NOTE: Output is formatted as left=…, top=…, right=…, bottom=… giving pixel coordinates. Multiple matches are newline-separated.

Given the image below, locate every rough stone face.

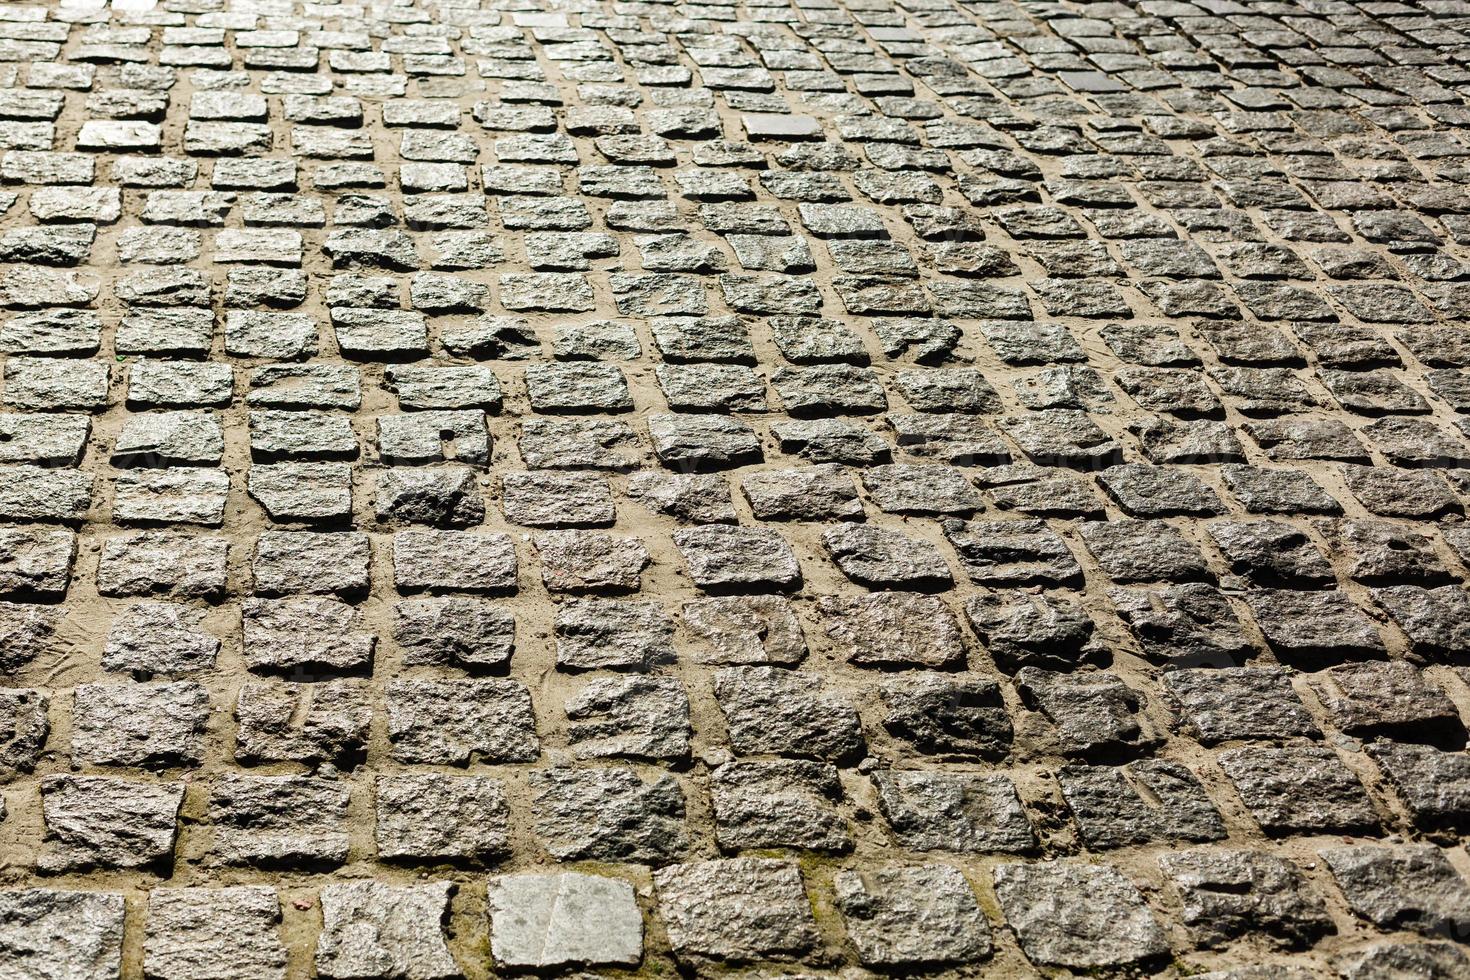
left=392, top=530, right=518, bottom=593
left=820, top=592, right=964, bottom=668
left=1059, top=761, right=1225, bottom=849
left=207, top=775, right=350, bottom=868
left=0, top=889, right=125, bottom=980
left=1163, top=668, right=1319, bottom=744
left=1336, top=942, right=1470, bottom=980
left=234, top=681, right=370, bottom=767
left=1322, top=845, right=1470, bottom=937
left=682, top=595, right=806, bottom=665
left=0, top=688, right=49, bottom=779
left=654, top=859, right=819, bottom=964
left=1159, top=849, right=1332, bottom=949
left=96, top=532, right=228, bottom=599
left=530, top=767, right=688, bottom=864
left=375, top=774, right=509, bottom=863
left=242, top=598, right=375, bottom=675
left=993, top=862, right=1169, bottom=970
left=71, top=681, right=209, bottom=768
left=392, top=598, right=515, bottom=670
left=1219, top=747, right=1380, bottom=835
left=143, top=886, right=287, bottom=980
left=881, top=673, right=1012, bottom=760
left=873, top=770, right=1035, bottom=853
left=1307, top=661, right=1463, bottom=744
left=964, top=593, right=1100, bottom=673
left=1016, top=668, right=1152, bottom=756
left=252, top=532, right=370, bottom=597
left=487, top=873, right=642, bottom=969
left=711, top=759, right=850, bottom=853
left=386, top=679, right=538, bottom=765
left=40, top=775, right=184, bottom=872
left=821, top=523, right=953, bottom=589
left=554, top=598, right=675, bottom=671
left=715, top=666, right=863, bottom=761
left=674, top=525, right=802, bottom=591
left=834, top=865, right=991, bottom=967
left=566, top=675, right=690, bottom=760
left=1366, top=742, right=1470, bottom=833
left=315, top=882, right=459, bottom=980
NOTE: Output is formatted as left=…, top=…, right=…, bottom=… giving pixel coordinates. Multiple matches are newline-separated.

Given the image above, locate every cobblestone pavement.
left=4, top=0, right=1470, bottom=976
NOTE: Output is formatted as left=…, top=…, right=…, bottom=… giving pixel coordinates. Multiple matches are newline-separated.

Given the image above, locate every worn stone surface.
left=143, top=886, right=287, bottom=980
left=0, top=889, right=125, bottom=980
left=487, top=873, right=642, bottom=969
left=1160, top=849, right=1333, bottom=950
left=993, top=862, right=1169, bottom=970
left=315, top=882, right=458, bottom=980
left=8, top=0, right=1470, bottom=973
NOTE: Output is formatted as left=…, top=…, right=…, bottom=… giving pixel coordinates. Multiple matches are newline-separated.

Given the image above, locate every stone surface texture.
left=0, top=0, right=1468, bottom=975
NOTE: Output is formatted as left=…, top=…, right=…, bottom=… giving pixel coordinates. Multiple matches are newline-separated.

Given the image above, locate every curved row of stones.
left=2, top=0, right=1470, bottom=975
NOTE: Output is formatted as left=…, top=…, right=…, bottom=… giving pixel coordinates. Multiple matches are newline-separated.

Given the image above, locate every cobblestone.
left=2, top=0, right=1470, bottom=974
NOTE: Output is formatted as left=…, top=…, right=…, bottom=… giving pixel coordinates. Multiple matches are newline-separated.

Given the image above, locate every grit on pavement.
left=1, top=0, right=1469, bottom=976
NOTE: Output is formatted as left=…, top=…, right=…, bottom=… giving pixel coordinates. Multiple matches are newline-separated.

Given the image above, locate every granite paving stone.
left=6, top=0, right=1470, bottom=972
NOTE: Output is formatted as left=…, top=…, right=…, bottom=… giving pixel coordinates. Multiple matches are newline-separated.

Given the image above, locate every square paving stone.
left=834, top=864, right=991, bottom=968
left=682, top=595, right=807, bottom=666
left=1109, top=583, right=1254, bottom=666
left=0, top=889, right=125, bottom=980
left=992, top=862, right=1169, bottom=970
left=961, top=492, right=1097, bottom=566
left=207, top=774, right=350, bottom=868
left=241, top=597, right=375, bottom=675
left=1366, top=742, right=1470, bottom=832
left=964, top=593, right=1101, bottom=673
left=674, top=525, right=801, bottom=592
left=143, top=886, right=287, bottom=980
left=821, top=523, right=953, bottom=590
left=501, top=470, right=615, bottom=527
left=96, top=531, right=228, bottom=599
left=1159, top=849, right=1331, bottom=950
left=375, top=774, right=510, bottom=863
left=392, top=598, right=515, bottom=670
left=392, top=529, right=518, bottom=593
left=566, top=675, right=691, bottom=760
left=530, top=766, right=688, bottom=863
left=488, top=873, right=642, bottom=969
left=72, top=681, right=208, bottom=768
left=0, top=686, right=47, bottom=778
left=711, top=760, right=850, bottom=853
left=1219, top=746, right=1380, bottom=836
left=374, top=467, right=485, bottom=527
left=1059, top=761, right=1225, bottom=849
left=554, top=598, right=675, bottom=671
left=315, top=882, right=459, bottom=980
left=1307, top=661, right=1463, bottom=744
left=1243, top=589, right=1386, bottom=663
left=1336, top=942, right=1470, bottom=980
left=873, top=770, right=1035, bottom=853
left=385, top=678, right=538, bottom=764
left=654, top=859, right=819, bottom=964
left=40, top=775, right=184, bottom=872
left=819, top=592, right=965, bottom=668
left=252, top=531, right=370, bottom=597
left=1321, top=844, right=1470, bottom=938
left=1016, top=668, right=1153, bottom=756
left=715, top=666, right=864, bottom=761
left=234, top=681, right=370, bottom=767
left=1162, top=667, right=1320, bottom=744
